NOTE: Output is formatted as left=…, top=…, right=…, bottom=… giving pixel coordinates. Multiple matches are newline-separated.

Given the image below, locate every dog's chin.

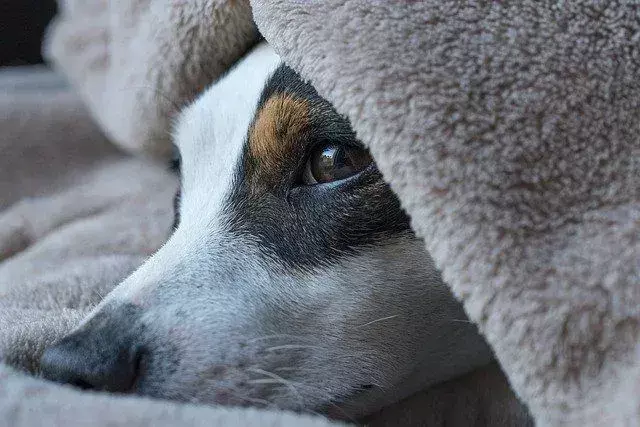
left=316, top=388, right=389, bottom=421
left=128, top=373, right=383, bottom=421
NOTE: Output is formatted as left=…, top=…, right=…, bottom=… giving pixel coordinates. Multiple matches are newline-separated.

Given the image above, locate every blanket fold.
left=45, top=0, right=260, bottom=157
left=250, top=1, right=639, bottom=424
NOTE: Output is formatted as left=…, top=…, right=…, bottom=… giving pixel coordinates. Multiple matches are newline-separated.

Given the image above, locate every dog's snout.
left=40, top=306, right=143, bottom=392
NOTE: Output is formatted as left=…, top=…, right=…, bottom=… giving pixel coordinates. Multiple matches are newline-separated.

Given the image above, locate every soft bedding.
left=1, top=1, right=638, bottom=426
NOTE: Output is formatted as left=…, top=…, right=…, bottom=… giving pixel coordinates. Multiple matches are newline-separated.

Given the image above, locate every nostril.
left=130, top=346, right=147, bottom=390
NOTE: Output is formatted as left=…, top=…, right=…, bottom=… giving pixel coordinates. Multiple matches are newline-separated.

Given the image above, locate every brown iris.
left=303, top=145, right=372, bottom=185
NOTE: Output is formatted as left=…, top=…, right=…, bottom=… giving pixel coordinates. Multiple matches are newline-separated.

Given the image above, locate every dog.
left=39, top=42, right=495, bottom=420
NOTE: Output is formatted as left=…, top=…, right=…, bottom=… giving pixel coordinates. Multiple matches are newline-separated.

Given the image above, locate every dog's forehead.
left=172, top=43, right=282, bottom=199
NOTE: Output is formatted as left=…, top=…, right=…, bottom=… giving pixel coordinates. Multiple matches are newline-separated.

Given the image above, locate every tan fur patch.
left=249, top=94, right=309, bottom=173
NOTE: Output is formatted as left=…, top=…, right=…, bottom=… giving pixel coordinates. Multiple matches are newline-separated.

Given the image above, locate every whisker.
left=246, top=368, right=305, bottom=409
left=245, top=334, right=315, bottom=344
left=266, top=344, right=324, bottom=352
left=272, top=367, right=311, bottom=373
left=227, top=392, right=274, bottom=407
left=248, top=378, right=287, bottom=385
left=250, top=376, right=356, bottom=422
left=357, top=314, right=399, bottom=328
left=247, top=368, right=294, bottom=382
left=251, top=368, right=361, bottom=423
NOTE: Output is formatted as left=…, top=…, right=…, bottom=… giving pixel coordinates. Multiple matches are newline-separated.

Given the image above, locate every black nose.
left=40, top=309, right=143, bottom=392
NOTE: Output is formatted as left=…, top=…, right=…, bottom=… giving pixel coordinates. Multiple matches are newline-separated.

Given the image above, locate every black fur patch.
left=222, top=65, right=411, bottom=269
left=170, top=144, right=182, bottom=230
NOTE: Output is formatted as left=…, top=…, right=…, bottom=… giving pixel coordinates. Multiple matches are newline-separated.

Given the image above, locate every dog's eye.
left=302, top=145, right=372, bottom=185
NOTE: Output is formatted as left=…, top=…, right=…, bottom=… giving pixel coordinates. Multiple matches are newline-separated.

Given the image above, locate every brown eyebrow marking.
left=248, top=93, right=310, bottom=175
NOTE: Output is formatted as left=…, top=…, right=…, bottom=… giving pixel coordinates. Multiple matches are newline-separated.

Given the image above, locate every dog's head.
left=40, top=43, right=491, bottom=419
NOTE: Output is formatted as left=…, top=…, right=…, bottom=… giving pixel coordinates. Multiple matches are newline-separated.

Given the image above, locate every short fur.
left=40, top=43, right=495, bottom=420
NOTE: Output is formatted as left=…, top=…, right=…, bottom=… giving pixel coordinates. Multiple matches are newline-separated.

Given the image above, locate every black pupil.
left=311, top=145, right=370, bottom=183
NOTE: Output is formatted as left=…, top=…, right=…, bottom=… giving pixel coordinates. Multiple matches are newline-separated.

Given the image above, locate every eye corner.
left=169, top=144, right=181, bottom=174
left=301, top=159, right=319, bottom=185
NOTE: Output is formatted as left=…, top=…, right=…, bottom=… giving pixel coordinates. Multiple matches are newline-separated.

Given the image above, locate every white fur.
left=66, top=43, right=493, bottom=419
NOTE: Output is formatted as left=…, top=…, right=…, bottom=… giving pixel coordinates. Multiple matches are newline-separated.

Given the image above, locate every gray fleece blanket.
left=1, top=1, right=638, bottom=426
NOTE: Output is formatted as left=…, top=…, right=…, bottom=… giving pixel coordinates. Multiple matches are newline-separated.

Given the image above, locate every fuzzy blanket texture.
left=1, top=1, right=638, bottom=426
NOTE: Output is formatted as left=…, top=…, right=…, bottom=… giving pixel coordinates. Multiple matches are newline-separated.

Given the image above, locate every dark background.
left=0, top=0, right=58, bottom=66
